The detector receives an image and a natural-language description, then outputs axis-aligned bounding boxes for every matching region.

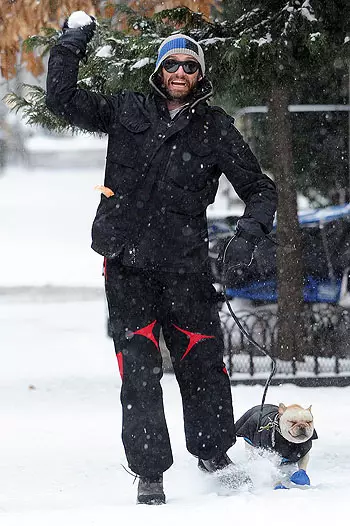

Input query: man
[46,12,277,505]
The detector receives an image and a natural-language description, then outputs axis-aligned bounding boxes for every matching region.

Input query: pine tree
[221,0,349,360]
[6,2,350,361]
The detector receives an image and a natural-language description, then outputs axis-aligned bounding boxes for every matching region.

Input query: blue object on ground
[274,484,289,490]
[290,469,310,486]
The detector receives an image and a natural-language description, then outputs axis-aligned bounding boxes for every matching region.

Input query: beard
[163,85,195,103]
[160,73,199,103]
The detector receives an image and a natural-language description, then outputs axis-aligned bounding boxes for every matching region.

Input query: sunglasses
[162,59,200,75]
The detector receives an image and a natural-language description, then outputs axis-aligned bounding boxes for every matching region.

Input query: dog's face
[278,403,314,444]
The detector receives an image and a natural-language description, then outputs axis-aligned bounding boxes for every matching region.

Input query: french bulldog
[235,403,317,488]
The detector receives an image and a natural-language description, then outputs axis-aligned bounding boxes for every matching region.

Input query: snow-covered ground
[0,165,104,287]
[1,164,349,524]
[1,295,349,525]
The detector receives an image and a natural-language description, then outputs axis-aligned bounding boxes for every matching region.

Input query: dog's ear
[307,405,312,414]
[278,403,286,415]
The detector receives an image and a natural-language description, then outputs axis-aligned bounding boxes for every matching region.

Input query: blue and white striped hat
[154,34,205,76]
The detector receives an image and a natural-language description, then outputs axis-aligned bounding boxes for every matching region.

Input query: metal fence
[220,304,350,385]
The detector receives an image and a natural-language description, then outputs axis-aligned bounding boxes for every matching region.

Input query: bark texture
[269,85,305,362]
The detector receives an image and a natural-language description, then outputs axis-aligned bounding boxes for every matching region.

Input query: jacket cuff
[236,218,266,244]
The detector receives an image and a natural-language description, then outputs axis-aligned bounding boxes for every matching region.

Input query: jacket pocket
[106,142,141,195]
[165,143,217,193]
[163,180,215,216]
[187,134,217,185]
[188,134,213,158]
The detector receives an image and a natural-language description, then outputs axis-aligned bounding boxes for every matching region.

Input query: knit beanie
[154,34,205,76]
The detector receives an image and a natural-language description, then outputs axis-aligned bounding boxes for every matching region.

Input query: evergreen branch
[3,86,74,133]
[154,6,207,27]
[23,28,61,57]
[3,92,30,113]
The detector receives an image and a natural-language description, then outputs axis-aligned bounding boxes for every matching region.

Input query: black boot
[198,452,232,473]
[137,474,166,505]
[198,453,251,490]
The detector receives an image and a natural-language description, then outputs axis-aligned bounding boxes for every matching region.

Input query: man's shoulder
[205,104,235,129]
[207,104,233,119]
[108,91,149,116]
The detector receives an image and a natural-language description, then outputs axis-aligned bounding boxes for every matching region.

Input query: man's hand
[218,218,267,286]
[59,11,97,56]
[219,234,257,286]
[218,218,269,286]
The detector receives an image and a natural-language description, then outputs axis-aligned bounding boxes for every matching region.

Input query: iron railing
[220,304,350,384]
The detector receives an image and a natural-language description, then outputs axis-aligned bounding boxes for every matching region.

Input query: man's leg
[105,259,173,477]
[161,272,236,461]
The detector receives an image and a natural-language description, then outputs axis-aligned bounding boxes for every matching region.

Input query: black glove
[60,12,96,56]
[219,225,264,286]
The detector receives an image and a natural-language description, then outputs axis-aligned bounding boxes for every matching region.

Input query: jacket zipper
[160,105,191,179]
[159,142,173,183]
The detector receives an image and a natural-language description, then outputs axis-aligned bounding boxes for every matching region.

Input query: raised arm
[46,11,117,133]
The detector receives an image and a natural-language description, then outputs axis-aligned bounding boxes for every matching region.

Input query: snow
[301,1,317,23]
[284,1,316,25]
[0,165,104,287]
[130,57,153,70]
[1,293,350,524]
[256,33,272,46]
[201,36,241,51]
[26,133,107,153]
[310,32,321,41]
[200,37,227,47]
[95,46,113,58]
[68,11,93,29]
[1,162,350,524]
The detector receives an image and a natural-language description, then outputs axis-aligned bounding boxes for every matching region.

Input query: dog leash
[221,233,278,433]
[223,289,277,432]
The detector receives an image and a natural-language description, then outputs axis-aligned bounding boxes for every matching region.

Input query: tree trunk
[269,85,304,362]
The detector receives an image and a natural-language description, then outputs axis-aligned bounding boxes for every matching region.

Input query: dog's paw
[274,483,289,490]
[290,469,310,486]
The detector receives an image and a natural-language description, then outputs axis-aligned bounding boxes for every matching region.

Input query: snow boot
[198,452,233,473]
[137,474,165,505]
[198,452,252,490]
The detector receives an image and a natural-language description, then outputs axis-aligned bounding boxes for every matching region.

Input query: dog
[235,403,317,488]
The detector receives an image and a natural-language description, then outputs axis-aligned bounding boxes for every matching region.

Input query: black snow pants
[105,257,236,477]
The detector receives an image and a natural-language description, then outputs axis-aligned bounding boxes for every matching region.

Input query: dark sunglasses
[162,59,200,75]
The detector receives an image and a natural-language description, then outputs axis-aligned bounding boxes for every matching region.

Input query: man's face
[161,53,202,102]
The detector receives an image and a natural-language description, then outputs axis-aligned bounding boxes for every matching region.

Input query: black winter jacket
[235,405,318,464]
[46,32,277,273]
